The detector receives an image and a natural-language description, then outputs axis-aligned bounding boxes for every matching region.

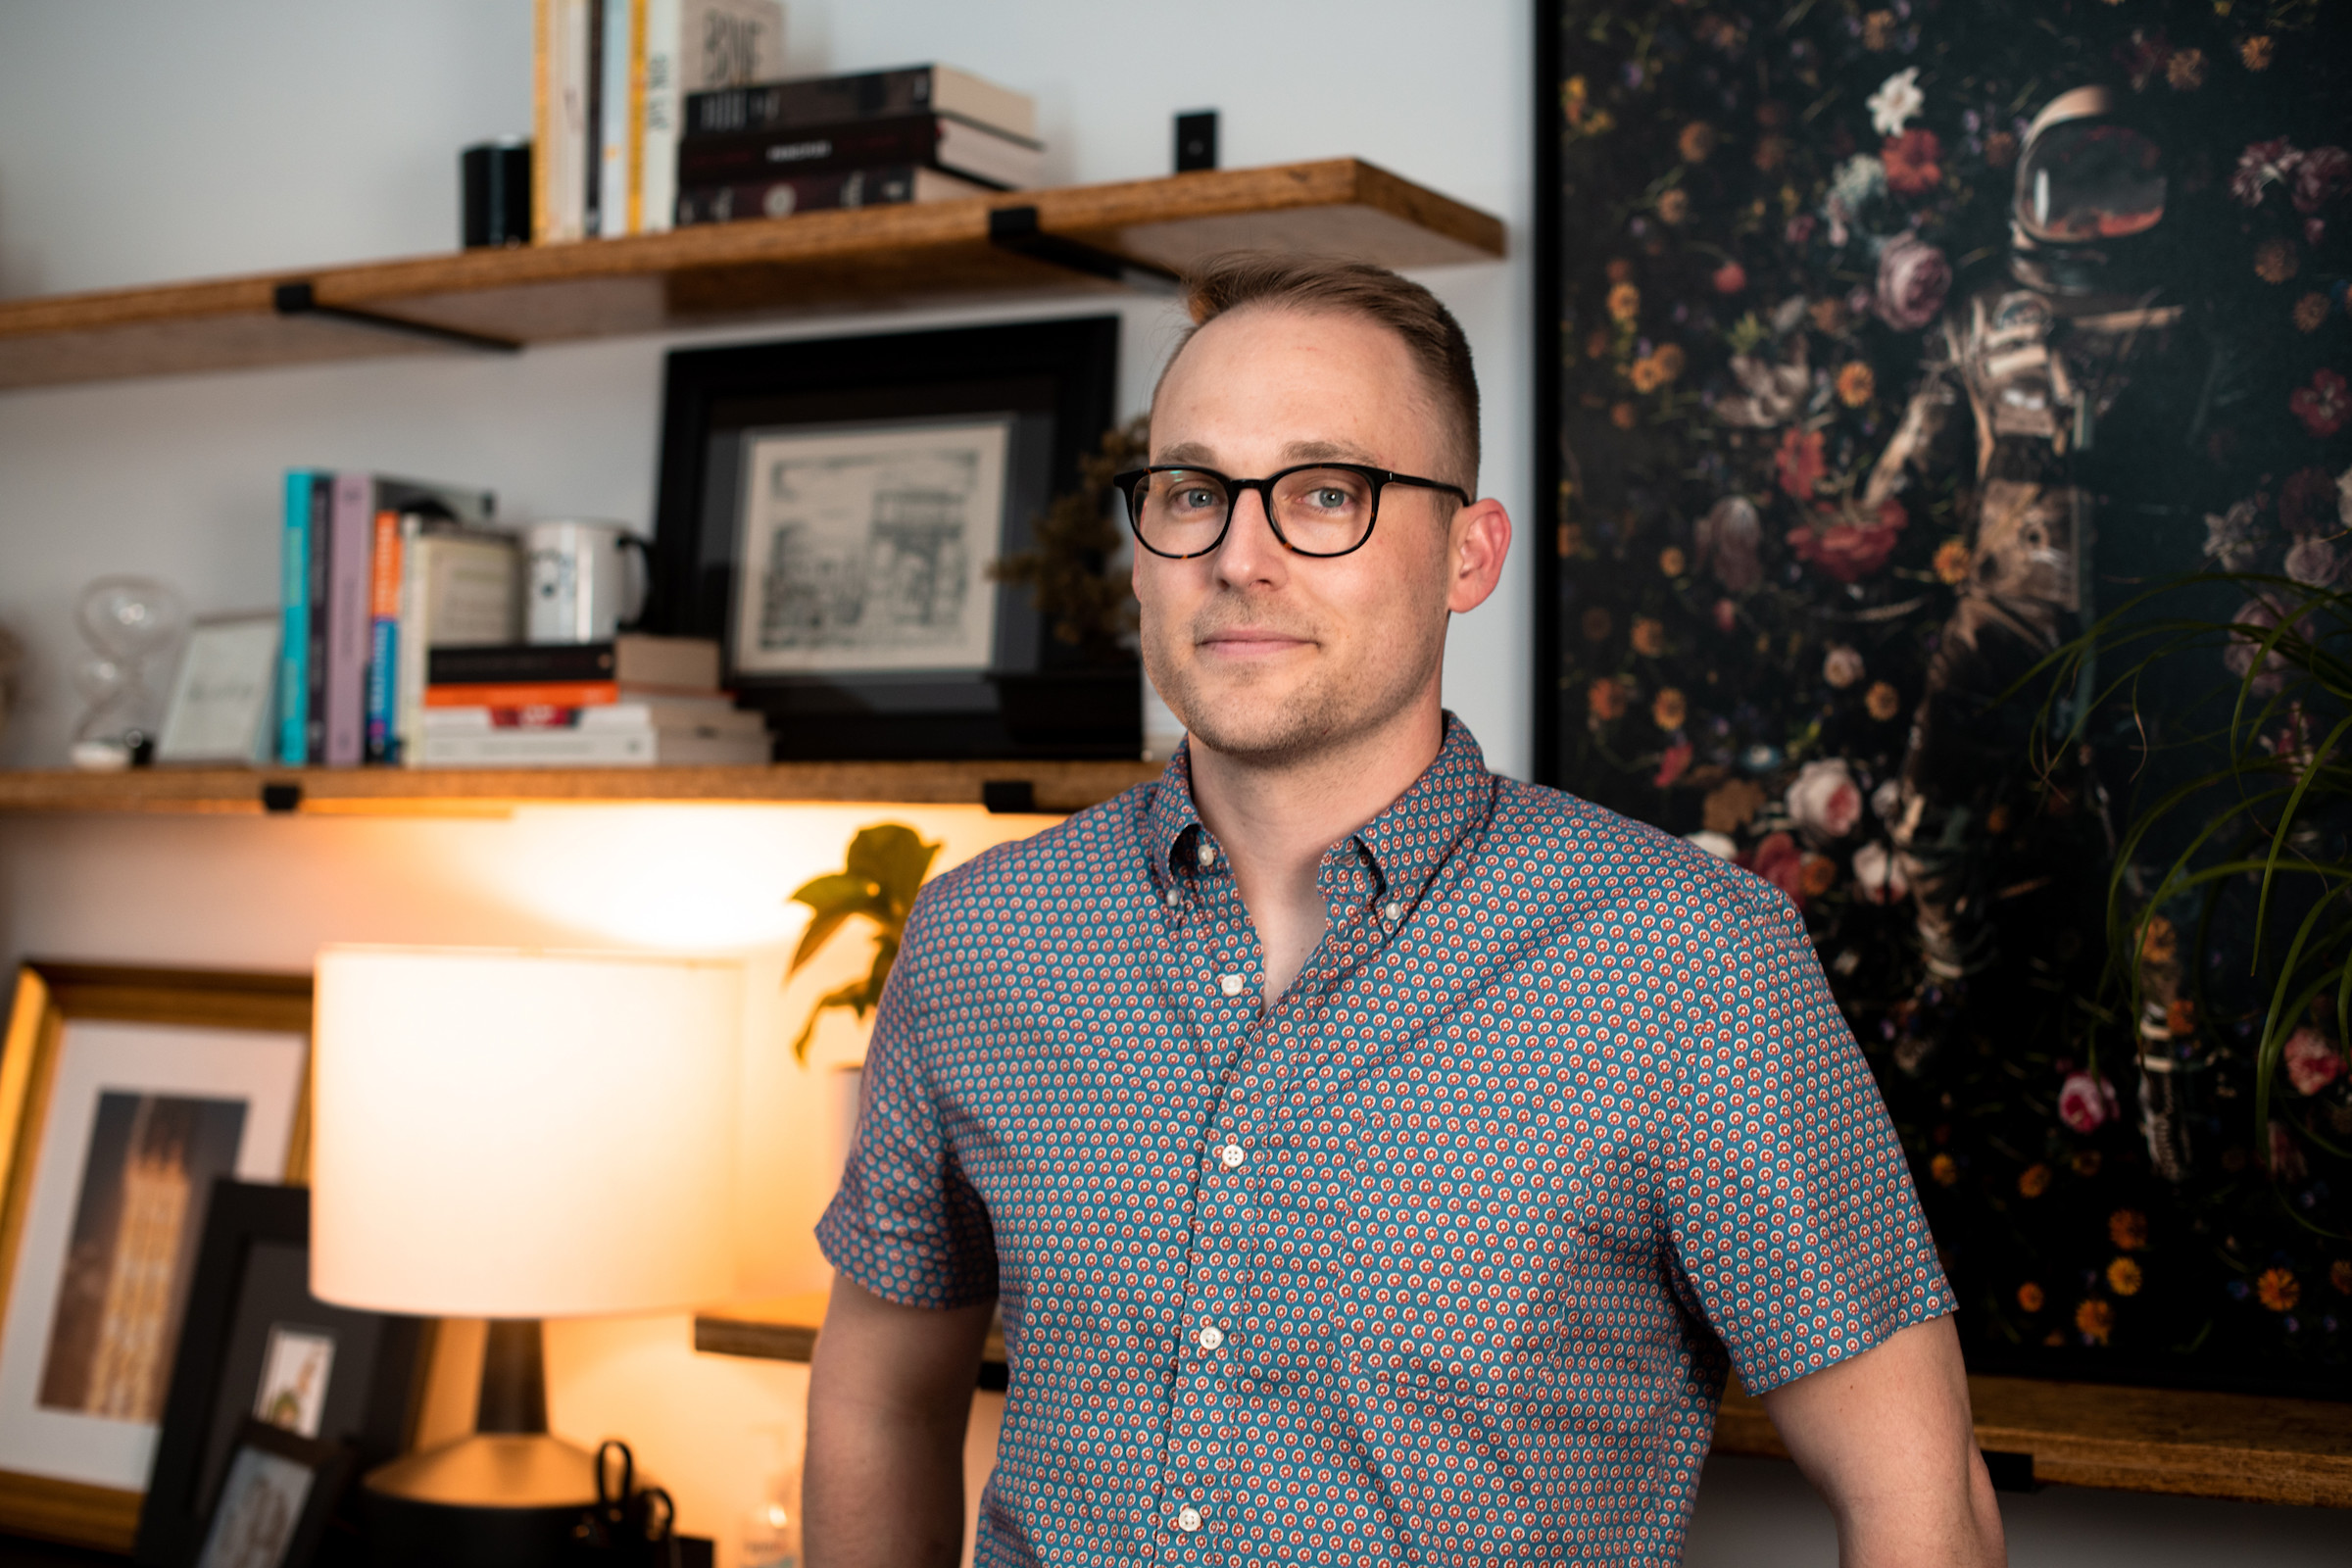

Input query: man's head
[1134,255,1509,771]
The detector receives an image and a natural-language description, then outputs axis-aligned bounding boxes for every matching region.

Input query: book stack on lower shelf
[418,633,767,767]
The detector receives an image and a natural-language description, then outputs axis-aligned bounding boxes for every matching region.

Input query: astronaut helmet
[2009,86,2168,293]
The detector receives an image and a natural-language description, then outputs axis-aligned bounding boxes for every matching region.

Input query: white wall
[0,3,2333,1563]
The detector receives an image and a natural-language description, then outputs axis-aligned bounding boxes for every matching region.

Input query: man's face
[1136,306,1468,767]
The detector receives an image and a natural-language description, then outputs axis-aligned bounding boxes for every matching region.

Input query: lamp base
[361,1433,598,1568]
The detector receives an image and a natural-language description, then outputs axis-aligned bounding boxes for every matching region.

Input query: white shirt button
[1197,840,1217,866]
[1165,887,1183,908]
[1383,901,1403,922]
[1219,972,1246,997]
[1198,1324,1225,1350]
[1218,1143,1246,1169]
[1176,1505,1202,1533]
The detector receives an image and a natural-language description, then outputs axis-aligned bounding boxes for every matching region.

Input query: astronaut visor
[2015,121,2165,242]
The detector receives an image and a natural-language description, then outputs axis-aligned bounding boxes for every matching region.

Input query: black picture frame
[133,1182,429,1568]
[190,1420,355,1568]
[649,316,1136,760]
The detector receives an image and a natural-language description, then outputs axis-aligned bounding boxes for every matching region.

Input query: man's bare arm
[1757,1314,2006,1568]
[805,1275,996,1568]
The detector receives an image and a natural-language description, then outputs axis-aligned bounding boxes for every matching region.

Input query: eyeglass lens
[1129,467,1380,557]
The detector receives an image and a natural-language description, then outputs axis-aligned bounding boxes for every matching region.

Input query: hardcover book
[676,112,1042,192]
[684,63,1036,141]
[673,165,989,225]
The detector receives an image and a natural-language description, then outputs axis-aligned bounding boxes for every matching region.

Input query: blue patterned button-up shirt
[818,717,1947,1566]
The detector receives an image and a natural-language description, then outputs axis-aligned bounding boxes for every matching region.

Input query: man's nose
[1213,486,1288,584]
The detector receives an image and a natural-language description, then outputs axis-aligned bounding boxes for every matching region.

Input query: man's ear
[1446,498,1512,613]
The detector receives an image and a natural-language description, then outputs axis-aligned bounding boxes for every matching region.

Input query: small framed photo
[0,963,313,1551]
[158,612,280,764]
[650,316,1138,759]
[192,1418,353,1568]
[133,1181,430,1567]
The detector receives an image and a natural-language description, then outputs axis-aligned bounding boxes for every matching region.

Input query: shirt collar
[1138,713,1496,906]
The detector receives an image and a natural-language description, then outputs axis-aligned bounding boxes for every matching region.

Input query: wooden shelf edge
[696,1290,2351,1509]
[0,760,1162,817]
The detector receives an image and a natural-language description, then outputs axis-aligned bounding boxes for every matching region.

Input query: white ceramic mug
[524,521,651,644]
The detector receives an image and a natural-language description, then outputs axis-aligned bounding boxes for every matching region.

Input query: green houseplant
[785,823,942,1063]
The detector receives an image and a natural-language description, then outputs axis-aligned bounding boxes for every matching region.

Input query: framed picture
[1536,3,2351,1396]
[649,316,1138,759]
[190,1418,353,1568]
[0,963,312,1549]
[133,1181,430,1568]
[157,613,280,765]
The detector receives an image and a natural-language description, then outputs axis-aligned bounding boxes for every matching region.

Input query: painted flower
[2295,293,2332,332]
[2017,1282,2045,1312]
[1788,497,1907,583]
[1822,645,1865,688]
[2281,466,2336,534]
[1799,852,1839,898]
[1610,401,1638,430]
[1882,128,1943,196]
[1930,1152,1960,1187]
[1861,10,1896,51]
[2292,145,2352,214]
[1630,616,1667,658]
[2018,1162,2051,1198]
[1746,830,1806,906]
[2291,368,2348,436]
[1836,362,1877,407]
[1865,680,1903,721]
[1716,350,1811,427]
[1679,121,1718,163]
[2075,1298,2114,1345]
[2058,1071,2118,1134]
[1786,758,1864,842]
[2107,1257,2144,1297]
[2285,1027,2344,1096]
[2241,35,2275,71]
[2109,1209,2148,1250]
[1655,738,1694,788]
[1874,232,1952,330]
[2202,500,2264,569]
[1867,67,1924,137]
[1824,154,1889,246]
[1652,342,1686,380]
[2166,48,2206,90]
[2285,537,2342,587]
[2333,1259,2352,1296]
[1658,546,1687,576]
[1580,606,1611,642]
[1703,777,1766,834]
[1651,687,1688,730]
[1687,830,1738,859]
[1656,188,1691,224]
[2231,139,2303,207]
[1695,496,1765,591]
[1984,129,2019,169]
[2272,1121,2308,1183]
[2140,915,2178,966]
[1755,135,1792,173]
[2258,1267,2301,1313]
[1713,260,1748,294]
[1776,427,1828,500]
[1933,538,1971,584]
[1587,677,1626,722]
[1851,840,1908,904]
[1630,355,1671,393]
[1606,281,1642,322]
[2256,238,2300,284]
[1712,597,1739,633]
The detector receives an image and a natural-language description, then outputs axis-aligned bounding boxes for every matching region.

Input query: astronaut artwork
[1544,0,2349,1396]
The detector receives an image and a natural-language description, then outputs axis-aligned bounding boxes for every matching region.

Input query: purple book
[324,472,375,766]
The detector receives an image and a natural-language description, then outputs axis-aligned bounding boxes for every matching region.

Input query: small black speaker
[1175,110,1218,172]
[462,140,533,248]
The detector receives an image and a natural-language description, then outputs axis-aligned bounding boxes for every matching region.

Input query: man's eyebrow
[1150,438,1385,470]
[1155,441,1218,466]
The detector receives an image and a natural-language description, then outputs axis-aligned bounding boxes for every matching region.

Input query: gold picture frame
[0,961,312,1550]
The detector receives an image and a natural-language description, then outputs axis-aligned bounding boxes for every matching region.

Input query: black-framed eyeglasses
[1113,463,1470,560]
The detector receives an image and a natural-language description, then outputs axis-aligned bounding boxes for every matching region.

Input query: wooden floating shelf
[0,160,1504,389]
[0,760,1160,817]
[696,1290,2352,1508]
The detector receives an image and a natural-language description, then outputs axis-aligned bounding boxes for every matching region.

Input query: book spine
[626,0,649,233]
[394,523,431,766]
[323,473,372,766]
[640,0,680,230]
[277,470,312,766]
[424,679,623,709]
[684,67,938,136]
[677,116,948,186]
[552,0,589,240]
[674,166,939,225]
[366,510,404,763]
[597,0,631,236]
[428,642,615,684]
[305,475,331,763]
[532,0,553,242]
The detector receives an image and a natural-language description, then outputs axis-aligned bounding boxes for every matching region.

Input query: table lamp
[311,946,743,1568]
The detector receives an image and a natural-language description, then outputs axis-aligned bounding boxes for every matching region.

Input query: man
[808,255,2005,1566]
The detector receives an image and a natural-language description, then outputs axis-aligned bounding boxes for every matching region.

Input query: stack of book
[278,470,517,768]
[673,63,1038,226]
[533,0,786,242]
[418,634,769,767]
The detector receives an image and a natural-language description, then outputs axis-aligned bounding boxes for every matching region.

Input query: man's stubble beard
[1141,590,1447,770]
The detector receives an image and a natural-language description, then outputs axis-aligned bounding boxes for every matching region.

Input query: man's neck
[1187,697,1446,1001]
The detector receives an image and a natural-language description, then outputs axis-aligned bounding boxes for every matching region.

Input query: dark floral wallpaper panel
[1539,0,2349,1394]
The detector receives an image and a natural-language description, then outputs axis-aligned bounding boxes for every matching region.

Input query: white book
[644,0,785,233]
[396,530,521,765]
[545,0,591,241]
[420,701,764,735]
[417,728,771,767]
[598,0,635,237]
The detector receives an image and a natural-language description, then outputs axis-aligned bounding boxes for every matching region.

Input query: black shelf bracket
[272,281,522,355]
[986,207,1179,294]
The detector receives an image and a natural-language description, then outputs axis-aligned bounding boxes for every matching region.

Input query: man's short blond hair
[1156,253,1481,494]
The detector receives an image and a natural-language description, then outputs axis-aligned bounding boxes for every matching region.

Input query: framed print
[650,316,1139,760]
[134,1182,429,1568]
[157,613,280,765]
[190,1418,353,1568]
[0,963,312,1549]
[1536,2,2351,1396]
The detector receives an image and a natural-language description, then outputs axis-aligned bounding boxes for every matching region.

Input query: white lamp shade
[311,946,743,1318]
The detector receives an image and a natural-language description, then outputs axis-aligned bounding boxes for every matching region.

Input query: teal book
[276,469,313,765]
